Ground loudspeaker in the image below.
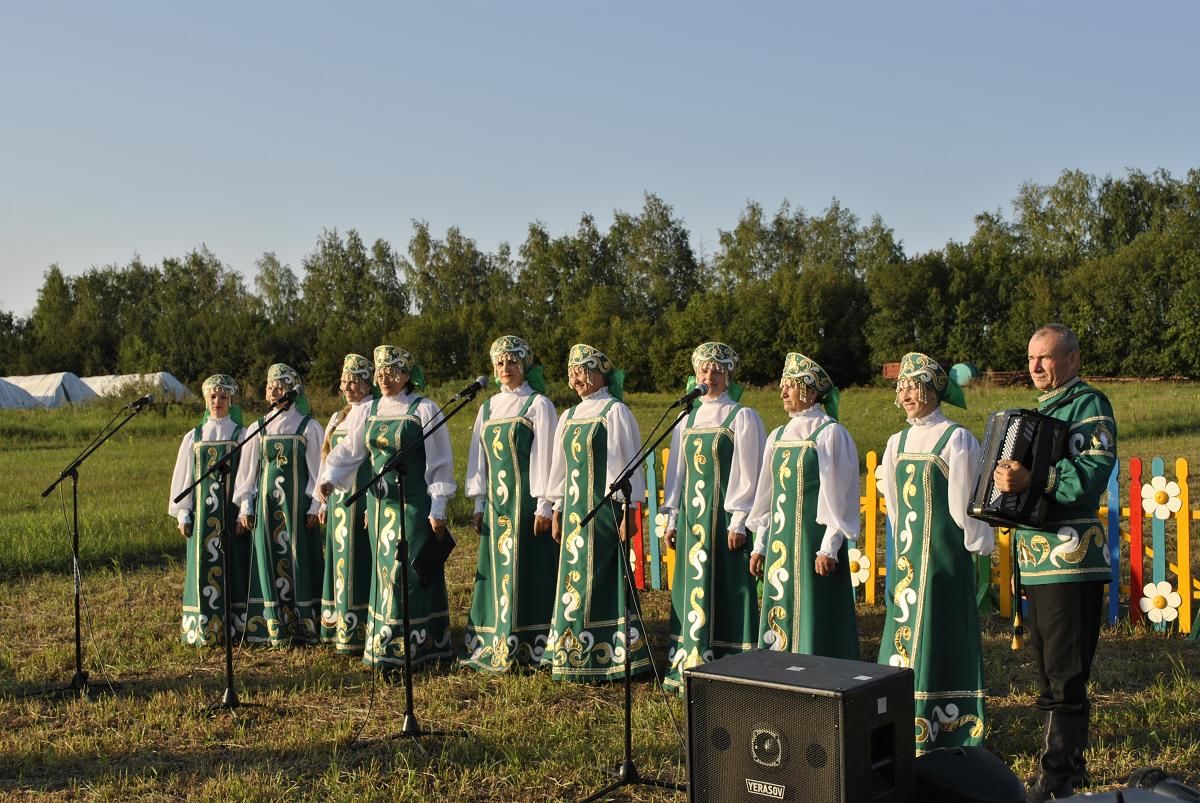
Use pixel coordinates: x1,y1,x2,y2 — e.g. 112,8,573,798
685,651,915,803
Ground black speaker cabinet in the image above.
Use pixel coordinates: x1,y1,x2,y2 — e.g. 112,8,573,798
685,651,915,803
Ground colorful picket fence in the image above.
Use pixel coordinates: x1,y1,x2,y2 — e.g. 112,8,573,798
633,450,1200,637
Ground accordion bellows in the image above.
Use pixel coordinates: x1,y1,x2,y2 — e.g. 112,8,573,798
969,409,1067,529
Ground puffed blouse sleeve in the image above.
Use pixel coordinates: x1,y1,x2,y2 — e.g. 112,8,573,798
546,409,570,511
318,402,371,492
748,427,782,555
945,426,994,556
725,406,767,534
415,397,456,520
660,425,685,530
528,394,558,519
813,421,861,559
879,431,901,534
605,401,645,505
464,404,488,515
232,423,262,517
168,429,198,524
303,417,325,515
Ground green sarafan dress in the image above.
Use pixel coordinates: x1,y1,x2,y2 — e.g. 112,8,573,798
181,425,246,646
664,405,759,691
543,400,652,681
320,419,374,655
463,394,558,671
244,416,324,646
757,422,859,660
362,397,453,669
878,425,985,753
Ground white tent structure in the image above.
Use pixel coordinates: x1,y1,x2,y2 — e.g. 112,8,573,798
3,373,99,408
0,377,41,409
82,372,194,402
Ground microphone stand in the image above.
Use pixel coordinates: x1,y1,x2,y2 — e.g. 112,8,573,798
38,400,151,698
344,385,480,749
172,395,296,715
578,401,693,802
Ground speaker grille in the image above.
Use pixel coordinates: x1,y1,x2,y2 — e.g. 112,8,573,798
689,675,841,800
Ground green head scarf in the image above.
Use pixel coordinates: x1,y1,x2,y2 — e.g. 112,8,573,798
781,352,840,421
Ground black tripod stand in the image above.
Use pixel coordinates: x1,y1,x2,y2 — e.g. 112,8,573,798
172,390,297,715
577,402,694,801
344,381,481,748
39,397,154,698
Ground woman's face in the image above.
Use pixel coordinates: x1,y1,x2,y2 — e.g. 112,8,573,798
898,383,939,419
568,365,606,398
494,355,525,390
697,364,729,398
207,388,232,418
265,381,289,404
340,373,370,404
375,366,409,397
780,381,815,414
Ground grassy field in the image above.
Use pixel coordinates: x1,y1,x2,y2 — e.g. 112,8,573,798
2,382,1200,800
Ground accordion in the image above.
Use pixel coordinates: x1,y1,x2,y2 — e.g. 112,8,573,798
969,408,1067,529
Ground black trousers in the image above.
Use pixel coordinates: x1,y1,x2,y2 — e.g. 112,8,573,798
1025,581,1105,715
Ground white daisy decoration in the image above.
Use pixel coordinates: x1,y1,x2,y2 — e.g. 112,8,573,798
847,547,872,588
654,512,669,539
873,463,885,496
1141,475,1183,521
1139,580,1182,625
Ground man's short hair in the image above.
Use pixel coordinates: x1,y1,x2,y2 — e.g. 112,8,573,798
1034,323,1080,354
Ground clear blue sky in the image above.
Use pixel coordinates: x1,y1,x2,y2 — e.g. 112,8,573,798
2,2,1196,316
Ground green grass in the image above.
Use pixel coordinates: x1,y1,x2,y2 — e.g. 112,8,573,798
2,383,1200,800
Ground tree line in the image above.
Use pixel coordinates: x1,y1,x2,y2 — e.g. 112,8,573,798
2,167,1198,395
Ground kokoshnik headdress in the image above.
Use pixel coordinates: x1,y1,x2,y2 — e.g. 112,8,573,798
568,343,625,401
199,373,243,426
373,344,426,391
895,352,966,410
489,335,546,394
686,341,744,402
781,352,840,421
266,362,311,415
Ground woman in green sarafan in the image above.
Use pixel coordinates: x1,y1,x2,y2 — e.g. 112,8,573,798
462,336,559,671
542,344,652,682
169,374,248,645
317,354,376,655
234,363,326,646
747,353,860,660
662,342,766,692
877,353,994,753
318,345,455,671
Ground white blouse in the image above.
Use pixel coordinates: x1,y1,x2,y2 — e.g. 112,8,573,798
232,407,325,518
747,405,860,560
316,397,373,512
661,392,766,535
878,408,994,556
316,391,456,520
546,387,645,508
168,416,243,526
464,382,557,519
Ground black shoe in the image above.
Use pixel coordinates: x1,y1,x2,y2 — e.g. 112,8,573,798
1025,774,1073,802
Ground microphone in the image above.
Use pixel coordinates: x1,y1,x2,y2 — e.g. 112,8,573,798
127,394,154,411
670,382,709,409
1129,767,1200,800
449,376,488,402
272,387,299,409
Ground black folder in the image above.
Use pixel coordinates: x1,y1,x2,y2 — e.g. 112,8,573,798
412,529,455,586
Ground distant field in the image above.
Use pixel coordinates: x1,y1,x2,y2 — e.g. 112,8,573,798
1,382,1199,800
